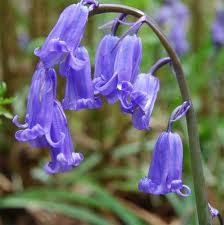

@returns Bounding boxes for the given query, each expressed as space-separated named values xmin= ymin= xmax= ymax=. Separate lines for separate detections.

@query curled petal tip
xmin=15 ymin=124 xmax=45 ymax=142
xmin=175 ymin=185 xmax=191 ymax=197
xmin=138 ymin=177 xmax=162 ymax=194
xmin=72 ymin=152 xmax=84 ymax=166
xmin=12 ymin=115 xmax=28 ymax=129
xmin=57 ymin=153 xmax=67 ymax=163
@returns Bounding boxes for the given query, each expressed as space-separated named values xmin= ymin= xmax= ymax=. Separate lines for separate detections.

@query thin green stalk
xmin=90 ymin=4 xmax=211 ymax=225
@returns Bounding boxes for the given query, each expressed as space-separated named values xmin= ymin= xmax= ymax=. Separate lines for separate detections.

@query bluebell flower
xmin=94 ymin=34 xmax=142 ymax=104
xmin=13 ymin=63 xmax=56 ymax=145
xmin=61 ymin=46 xmax=102 ymax=110
xmin=119 ymin=73 xmax=160 ymax=130
xmin=93 ymin=34 xmax=120 ymax=103
xmin=156 ymin=0 xmax=189 ymax=56
xmin=34 ymin=3 xmax=89 ymax=68
xmin=138 ymin=101 xmax=192 ymax=197
xmin=44 ymin=100 xmax=84 ymax=174
xmin=212 ymin=8 xmax=224 ymax=49
xmin=119 ymin=58 xmax=171 ymax=130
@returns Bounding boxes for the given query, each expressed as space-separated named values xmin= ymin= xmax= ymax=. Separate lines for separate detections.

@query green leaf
xmin=0 ymin=106 xmax=13 ymax=119
xmin=85 ymin=182 xmax=145 ymax=225
xmin=0 ymin=197 xmax=112 ymax=225
xmin=0 ymin=82 xmax=7 ymax=96
xmin=3 ymin=183 xmax=145 ymax=225
xmin=0 ymin=97 xmax=15 ymax=105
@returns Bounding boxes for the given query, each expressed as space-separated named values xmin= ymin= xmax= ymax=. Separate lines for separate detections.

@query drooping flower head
xmin=61 ymin=46 xmax=102 ymax=110
xmin=34 ymin=2 xmax=90 ymax=68
xmin=212 ymin=8 xmax=224 ymax=49
xmin=44 ymin=100 xmax=84 ymax=174
xmin=156 ymin=0 xmax=189 ymax=56
xmin=138 ymin=101 xmax=192 ymax=197
xmin=119 ymin=57 xmax=171 ymax=130
xmin=93 ymin=16 xmax=143 ymax=104
xmin=13 ymin=63 xmax=56 ymax=144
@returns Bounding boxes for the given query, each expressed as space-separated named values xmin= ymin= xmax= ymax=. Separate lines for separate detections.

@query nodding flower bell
xmin=62 ymin=46 xmax=102 ymax=110
xmin=138 ymin=101 xmax=192 ymax=197
xmin=93 ymin=16 xmax=143 ymax=104
xmin=44 ymin=100 xmax=84 ymax=174
xmin=13 ymin=63 xmax=56 ymax=144
xmin=212 ymin=8 xmax=224 ymax=49
xmin=34 ymin=3 xmax=89 ymax=68
xmin=119 ymin=57 xmax=171 ymax=130
xmin=93 ymin=34 xmax=120 ymax=104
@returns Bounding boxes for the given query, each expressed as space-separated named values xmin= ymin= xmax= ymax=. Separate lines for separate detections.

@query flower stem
xmin=149 ymin=57 xmax=171 ymax=75
xmin=90 ymin=4 xmax=211 ymax=225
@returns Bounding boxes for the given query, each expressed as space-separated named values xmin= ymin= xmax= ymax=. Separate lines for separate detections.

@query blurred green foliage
xmin=0 ymin=0 xmax=223 ymax=225
xmin=0 ymin=82 xmax=14 ymax=121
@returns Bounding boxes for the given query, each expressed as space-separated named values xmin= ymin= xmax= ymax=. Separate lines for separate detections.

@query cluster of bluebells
xmin=156 ymin=0 xmax=189 ymax=56
xmin=12 ymin=0 xmax=193 ymax=200
xmin=13 ymin=1 xmax=99 ymax=174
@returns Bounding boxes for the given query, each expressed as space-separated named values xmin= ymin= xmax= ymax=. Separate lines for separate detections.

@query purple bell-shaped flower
xmin=119 ymin=58 xmax=171 ymax=130
xmin=62 ymin=46 xmax=102 ymax=110
xmin=138 ymin=101 xmax=192 ymax=197
xmin=119 ymin=73 xmax=160 ymax=130
xmin=34 ymin=3 xmax=89 ymax=68
xmin=93 ymin=34 xmax=120 ymax=104
xmin=44 ymin=100 xmax=84 ymax=174
xmin=212 ymin=8 xmax=224 ymax=49
xmin=13 ymin=63 xmax=56 ymax=144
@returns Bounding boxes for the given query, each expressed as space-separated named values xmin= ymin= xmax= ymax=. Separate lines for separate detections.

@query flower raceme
xmin=138 ymin=101 xmax=192 ymax=197
xmin=13 ymin=1 xmax=98 ymax=174
xmin=12 ymin=0 xmax=190 ymax=192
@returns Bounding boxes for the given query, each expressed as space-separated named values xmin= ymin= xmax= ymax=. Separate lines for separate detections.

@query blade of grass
xmin=0 ymin=197 xmax=112 ymax=225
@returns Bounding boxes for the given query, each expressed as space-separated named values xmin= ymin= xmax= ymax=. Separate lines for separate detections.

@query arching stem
xmin=90 ymin=4 xmax=211 ymax=225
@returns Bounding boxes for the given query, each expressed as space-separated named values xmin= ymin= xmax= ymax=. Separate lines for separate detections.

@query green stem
xmin=90 ymin=4 xmax=211 ymax=225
